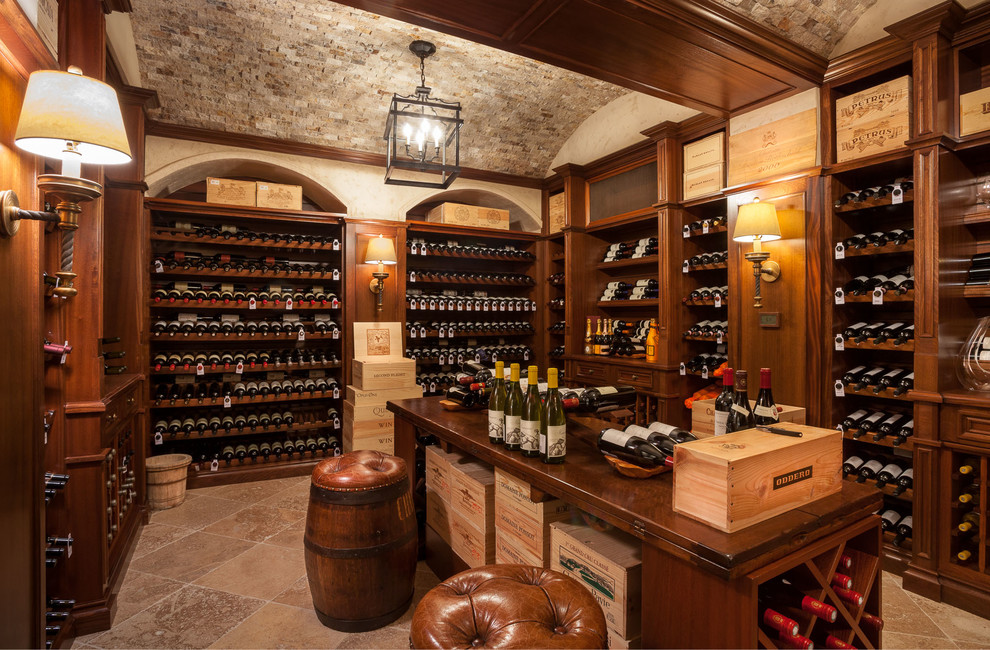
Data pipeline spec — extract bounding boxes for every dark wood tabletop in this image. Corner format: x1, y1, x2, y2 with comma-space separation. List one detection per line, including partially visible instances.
388, 396, 883, 580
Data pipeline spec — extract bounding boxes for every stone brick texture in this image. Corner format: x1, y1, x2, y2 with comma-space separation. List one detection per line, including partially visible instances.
129, 0, 628, 179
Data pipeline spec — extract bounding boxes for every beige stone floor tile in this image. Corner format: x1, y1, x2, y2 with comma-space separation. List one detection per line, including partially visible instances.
201, 504, 305, 542
955, 641, 990, 649
88, 585, 263, 649
130, 531, 255, 583
880, 573, 947, 638
195, 477, 300, 504
334, 624, 411, 650
881, 632, 960, 649
209, 602, 346, 649
255, 480, 310, 512
130, 523, 195, 560
71, 632, 103, 647
111, 570, 185, 626
273, 575, 313, 609
908, 591, 990, 645
194, 543, 306, 600
265, 519, 306, 549
150, 494, 250, 530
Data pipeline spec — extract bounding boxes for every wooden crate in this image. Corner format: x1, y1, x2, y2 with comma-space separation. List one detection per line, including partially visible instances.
494, 497, 571, 560
672, 423, 842, 532
495, 530, 543, 567
960, 86, 990, 137
550, 521, 642, 639
682, 163, 723, 201
690, 399, 806, 437
494, 468, 570, 521
343, 399, 393, 422
345, 384, 423, 406
426, 488, 451, 544
427, 202, 510, 230
835, 76, 911, 162
351, 358, 416, 390
683, 132, 724, 172
727, 89, 818, 186
256, 182, 302, 211
206, 177, 256, 207
607, 629, 642, 650
342, 427, 394, 454
425, 445, 453, 499
450, 510, 495, 568
548, 192, 566, 234
449, 462, 495, 532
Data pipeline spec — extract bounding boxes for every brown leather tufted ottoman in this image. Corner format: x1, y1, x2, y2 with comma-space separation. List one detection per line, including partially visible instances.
304, 450, 417, 632
410, 564, 608, 649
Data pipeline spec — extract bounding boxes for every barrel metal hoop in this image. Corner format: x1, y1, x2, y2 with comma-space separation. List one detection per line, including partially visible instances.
304, 527, 417, 559
310, 476, 409, 505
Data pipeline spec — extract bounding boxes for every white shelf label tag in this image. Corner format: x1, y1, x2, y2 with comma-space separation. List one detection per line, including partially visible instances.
834, 380, 845, 397
835, 335, 845, 351
679, 363, 686, 376
834, 243, 845, 260
223, 396, 232, 408
872, 289, 884, 305
834, 289, 845, 305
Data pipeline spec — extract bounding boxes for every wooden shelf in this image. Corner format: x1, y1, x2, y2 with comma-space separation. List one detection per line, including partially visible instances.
685, 261, 729, 272
408, 276, 535, 288
960, 203, 990, 226
962, 285, 990, 299
839, 338, 915, 352
683, 224, 728, 238
595, 256, 659, 271
843, 474, 913, 502
407, 306, 536, 314
833, 188, 915, 213
839, 290, 914, 303
152, 231, 341, 252
585, 210, 657, 234
682, 334, 727, 343
406, 220, 541, 241
682, 298, 727, 307
185, 454, 323, 489
150, 332, 340, 343
151, 266, 342, 281
150, 390, 339, 410
153, 418, 341, 442
836, 241, 914, 257
842, 428, 914, 451
147, 197, 346, 223
151, 360, 341, 376
840, 384, 914, 401
596, 299, 659, 308
551, 253, 566, 262
410, 329, 533, 340
149, 300, 339, 311
414, 355, 530, 366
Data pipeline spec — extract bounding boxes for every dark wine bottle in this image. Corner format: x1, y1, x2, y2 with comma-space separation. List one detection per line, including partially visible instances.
714, 368, 734, 436
597, 428, 673, 469
726, 370, 755, 433
753, 368, 778, 425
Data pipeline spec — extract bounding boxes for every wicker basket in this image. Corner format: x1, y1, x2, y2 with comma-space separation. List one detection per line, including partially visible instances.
146, 454, 192, 510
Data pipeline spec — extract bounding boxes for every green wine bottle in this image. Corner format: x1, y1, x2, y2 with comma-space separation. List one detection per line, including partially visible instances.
521, 365, 543, 458
488, 360, 506, 444
542, 367, 566, 464
504, 363, 524, 451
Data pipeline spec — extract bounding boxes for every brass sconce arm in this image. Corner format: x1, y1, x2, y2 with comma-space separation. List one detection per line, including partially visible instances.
0, 190, 60, 236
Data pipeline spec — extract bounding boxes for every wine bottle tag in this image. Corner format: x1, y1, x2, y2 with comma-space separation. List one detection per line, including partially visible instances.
410, 242, 418, 255
235, 362, 244, 374
249, 297, 257, 309
524, 350, 530, 361
716, 333, 723, 344
483, 303, 489, 312
429, 382, 437, 394
731, 403, 750, 415
701, 367, 709, 379
438, 326, 445, 338
333, 387, 340, 399
714, 294, 722, 308
892, 186, 903, 204
196, 363, 205, 376
154, 260, 164, 273
298, 329, 306, 341
834, 380, 845, 397
835, 335, 845, 351
332, 239, 340, 251
834, 242, 845, 259
834, 288, 845, 305
679, 362, 686, 376
211, 459, 219, 472
285, 298, 293, 310
223, 396, 232, 408
872, 288, 883, 305
682, 260, 689, 274
682, 225, 690, 238
409, 328, 416, 339
329, 329, 336, 340
754, 404, 778, 419
419, 326, 427, 338
439, 353, 447, 366
154, 433, 163, 445
475, 352, 482, 363
702, 220, 710, 234
457, 302, 464, 312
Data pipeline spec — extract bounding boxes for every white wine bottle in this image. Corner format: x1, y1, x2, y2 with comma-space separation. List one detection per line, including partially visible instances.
488, 360, 506, 445
520, 365, 543, 458
504, 363, 524, 451
542, 368, 566, 464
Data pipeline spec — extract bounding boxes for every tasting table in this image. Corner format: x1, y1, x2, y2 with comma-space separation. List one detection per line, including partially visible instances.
388, 397, 883, 649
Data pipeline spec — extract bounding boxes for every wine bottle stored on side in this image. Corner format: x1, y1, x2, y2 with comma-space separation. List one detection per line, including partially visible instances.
488, 360, 506, 444
597, 428, 673, 469
520, 365, 543, 458
504, 363, 524, 451
542, 368, 566, 464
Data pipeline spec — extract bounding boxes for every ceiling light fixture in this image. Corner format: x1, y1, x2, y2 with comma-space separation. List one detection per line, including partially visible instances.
383, 40, 462, 189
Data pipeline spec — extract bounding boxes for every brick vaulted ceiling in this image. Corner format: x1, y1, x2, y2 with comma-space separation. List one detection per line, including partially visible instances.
130, 0, 873, 179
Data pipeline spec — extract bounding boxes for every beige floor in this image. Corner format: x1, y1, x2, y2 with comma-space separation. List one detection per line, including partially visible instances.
71, 476, 990, 649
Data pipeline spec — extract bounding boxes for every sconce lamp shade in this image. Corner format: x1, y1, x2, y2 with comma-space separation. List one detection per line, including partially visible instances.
733, 198, 781, 243
364, 235, 397, 265
14, 68, 131, 165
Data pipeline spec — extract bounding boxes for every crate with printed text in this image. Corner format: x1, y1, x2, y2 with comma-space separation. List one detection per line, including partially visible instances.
450, 510, 495, 568
427, 202, 510, 230
206, 177, 256, 207
351, 321, 417, 390
690, 399, 805, 437
426, 488, 451, 544
255, 182, 302, 211
495, 530, 542, 567
449, 460, 495, 532
835, 76, 912, 162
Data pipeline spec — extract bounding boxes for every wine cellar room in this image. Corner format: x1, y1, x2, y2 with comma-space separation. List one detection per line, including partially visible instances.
6, 0, 990, 648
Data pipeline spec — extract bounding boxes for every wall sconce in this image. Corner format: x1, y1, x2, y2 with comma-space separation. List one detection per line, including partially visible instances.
2, 66, 131, 297
733, 197, 781, 309
364, 234, 397, 312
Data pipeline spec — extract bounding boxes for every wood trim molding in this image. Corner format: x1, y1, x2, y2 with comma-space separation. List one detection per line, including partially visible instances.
104, 179, 147, 192
581, 139, 656, 181
0, 0, 57, 77
953, 2, 990, 46
116, 84, 159, 109
146, 120, 543, 189
885, 0, 966, 41
824, 36, 913, 85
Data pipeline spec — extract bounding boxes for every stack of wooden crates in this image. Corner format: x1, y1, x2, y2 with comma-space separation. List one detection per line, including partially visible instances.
425, 446, 496, 567
493, 469, 571, 567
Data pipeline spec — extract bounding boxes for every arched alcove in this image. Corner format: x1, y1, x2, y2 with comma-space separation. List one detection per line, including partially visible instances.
147, 157, 347, 213
405, 188, 541, 232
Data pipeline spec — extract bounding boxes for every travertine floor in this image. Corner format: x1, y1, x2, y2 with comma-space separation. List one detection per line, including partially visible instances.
71, 476, 990, 649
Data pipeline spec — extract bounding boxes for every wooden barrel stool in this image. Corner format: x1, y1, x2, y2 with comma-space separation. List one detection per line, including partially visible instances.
304, 450, 417, 632
410, 564, 608, 649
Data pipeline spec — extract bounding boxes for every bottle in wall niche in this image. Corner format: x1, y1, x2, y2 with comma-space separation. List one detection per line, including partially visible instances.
584, 318, 593, 355
727, 370, 755, 433
504, 363, 524, 451
645, 318, 660, 362
753, 368, 778, 425
714, 368, 734, 436
520, 365, 544, 458
592, 319, 602, 355
488, 360, 506, 445
542, 368, 566, 464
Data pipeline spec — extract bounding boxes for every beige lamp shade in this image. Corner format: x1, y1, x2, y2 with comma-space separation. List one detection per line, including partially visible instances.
15, 67, 131, 165
364, 235, 397, 265
733, 198, 781, 243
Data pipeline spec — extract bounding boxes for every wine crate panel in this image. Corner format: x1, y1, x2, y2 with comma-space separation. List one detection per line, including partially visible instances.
345, 384, 424, 406
427, 202, 510, 230
425, 445, 460, 500
206, 177, 256, 207
494, 530, 542, 567
607, 629, 642, 650
449, 461, 495, 533
727, 89, 818, 186
673, 424, 842, 532
342, 428, 394, 455
550, 521, 643, 640
450, 510, 496, 568
494, 497, 571, 560
351, 358, 417, 390
493, 468, 569, 520
548, 192, 566, 234
256, 182, 302, 211
682, 163, 724, 201
683, 132, 724, 172
426, 488, 451, 544
690, 399, 806, 437
835, 76, 912, 163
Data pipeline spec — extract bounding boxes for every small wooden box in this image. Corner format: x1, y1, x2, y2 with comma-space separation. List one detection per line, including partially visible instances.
343, 399, 393, 422
256, 182, 302, 211
690, 399, 806, 437
548, 192, 566, 234
425, 446, 453, 500
342, 428, 394, 454
345, 413, 394, 435
550, 522, 642, 639
449, 462, 495, 532
345, 385, 423, 406
351, 359, 417, 390
427, 202, 510, 230
682, 163, 723, 201
495, 530, 542, 567
835, 76, 911, 162
683, 132, 724, 172
960, 86, 990, 137
426, 488, 451, 544
206, 177, 256, 207
494, 497, 570, 560
672, 424, 842, 532
450, 510, 496, 568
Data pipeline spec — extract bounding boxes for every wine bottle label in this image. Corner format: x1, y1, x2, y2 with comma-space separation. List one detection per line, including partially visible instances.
845, 455, 864, 469
878, 463, 903, 479
505, 415, 522, 445
520, 420, 540, 452
600, 428, 636, 446
731, 403, 750, 415
881, 510, 901, 527
545, 425, 566, 457
596, 387, 619, 395
754, 404, 778, 419
647, 422, 676, 436
714, 411, 729, 436
899, 468, 913, 481
861, 459, 883, 474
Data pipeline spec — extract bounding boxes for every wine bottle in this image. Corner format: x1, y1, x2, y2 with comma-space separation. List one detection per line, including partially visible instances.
646, 421, 697, 444
504, 363, 524, 451
892, 467, 913, 495
894, 515, 913, 546
520, 365, 543, 458
714, 368, 734, 437
593, 319, 602, 355
488, 360, 506, 445
727, 370, 755, 433
760, 578, 838, 623
542, 367, 566, 464
754, 368, 778, 425
597, 428, 672, 468
577, 385, 637, 413
645, 318, 660, 362
584, 318, 593, 355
